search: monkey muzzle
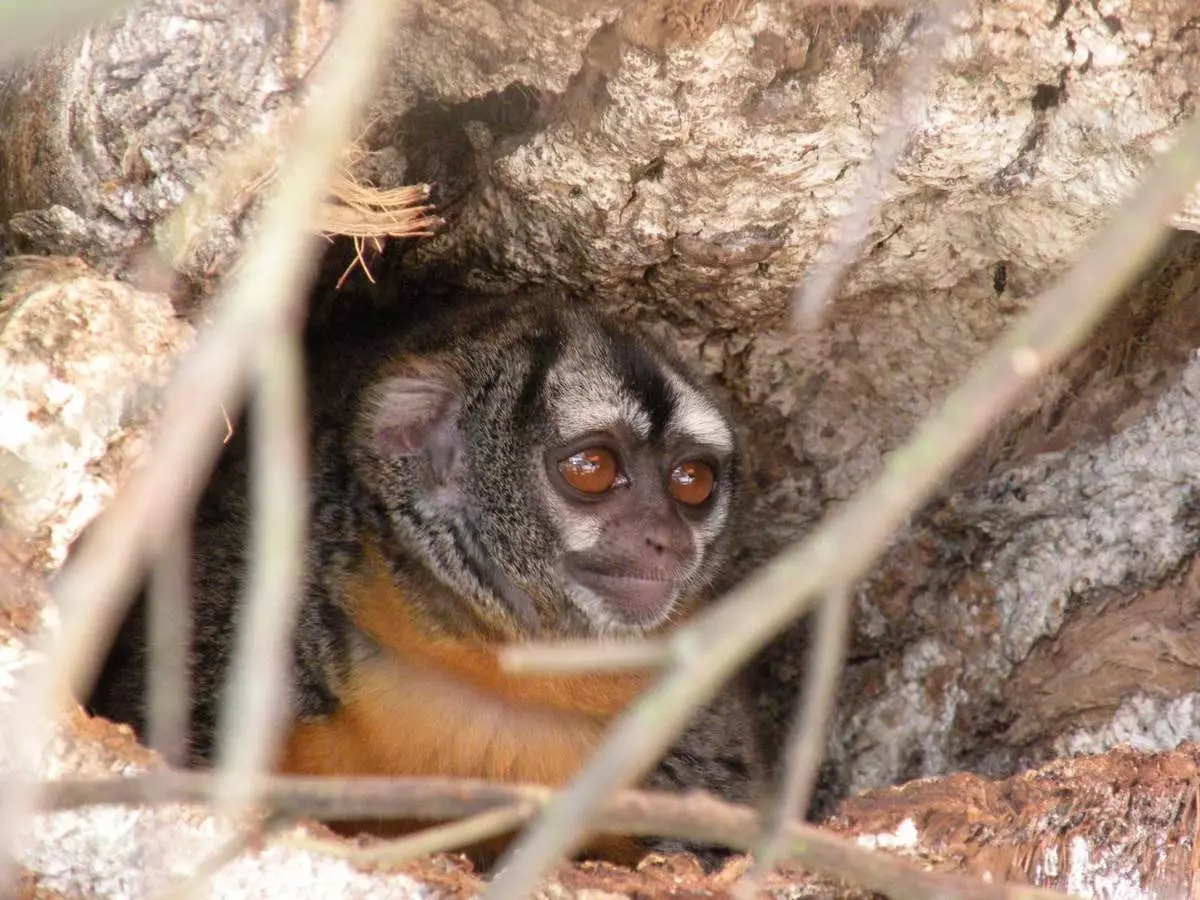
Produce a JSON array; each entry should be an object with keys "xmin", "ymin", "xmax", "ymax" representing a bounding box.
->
[
  {"xmin": 561, "ymin": 505, "xmax": 699, "ymax": 626},
  {"xmin": 565, "ymin": 563, "xmax": 679, "ymax": 625}
]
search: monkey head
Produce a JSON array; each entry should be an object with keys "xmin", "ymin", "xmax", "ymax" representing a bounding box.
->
[{"xmin": 350, "ymin": 301, "xmax": 744, "ymax": 640}]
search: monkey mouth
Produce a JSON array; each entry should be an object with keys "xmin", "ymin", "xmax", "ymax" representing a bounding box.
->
[{"xmin": 565, "ymin": 564, "xmax": 678, "ymax": 625}]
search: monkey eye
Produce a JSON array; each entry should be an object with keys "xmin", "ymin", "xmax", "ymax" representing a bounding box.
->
[
  {"xmin": 559, "ymin": 447, "xmax": 621, "ymax": 494},
  {"xmin": 669, "ymin": 460, "xmax": 716, "ymax": 506}
]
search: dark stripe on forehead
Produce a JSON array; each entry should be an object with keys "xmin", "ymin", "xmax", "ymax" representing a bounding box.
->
[
  {"xmin": 512, "ymin": 325, "xmax": 565, "ymax": 431},
  {"xmin": 598, "ymin": 321, "xmax": 674, "ymax": 443}
]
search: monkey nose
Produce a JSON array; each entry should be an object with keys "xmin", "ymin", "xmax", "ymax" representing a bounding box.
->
[{"xmin": 639, "ymin": 522, "xmax": 688, "ymax": 562}]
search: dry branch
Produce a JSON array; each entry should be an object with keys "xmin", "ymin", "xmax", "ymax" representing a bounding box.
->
[
  {"xmin": 17, "ymin": 772, "xmax": 1076, "ymax": 900},
  {"xmin": 502, "ymin": 638, "xmax": 673, "ymax": 673},
  {"xmin": 0, "ymin": 0, "xmax": 410, "ymax": 889},
  {"xmin": 147, "ymin": 528, "xmax": 192, "ymax": 770},
  {"xmin": 212, "ymin": 333, "xmax": 307, "ymax": 807},
  {"xmin": 739, "ymin": 587, "xmax": 854, "ymax": 897},
  {"xmin": 279, "ymin": 803, "xmax": 536, "ymax": 868},
  {"xmin": 161, "ymin": 813, "xmax": 292, "ymax": 900}
]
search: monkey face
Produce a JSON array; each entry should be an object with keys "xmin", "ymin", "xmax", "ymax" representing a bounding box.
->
[
  {"xmin": 531, "ymin": 350, "xmax": 738, "ymax": 633},
  {"xmin": 353, "ymin": 300, "xmax": 743, "ymax": 640},
  {"xmin": 542, "ymin": 434, "xmax": 725, "ymax": 629}
]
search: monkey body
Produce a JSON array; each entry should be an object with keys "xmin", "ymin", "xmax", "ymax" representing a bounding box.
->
[
  {"xmin": 281, "ymin": 540, "xmax": 647, "ymax": 782},
  {"xmin": 85, "ymin": 290, "xmax": 760, "ymax": 860},
  {"xmin": 279, "ymin": 541, "xmax": 652, "ymax": 863}
]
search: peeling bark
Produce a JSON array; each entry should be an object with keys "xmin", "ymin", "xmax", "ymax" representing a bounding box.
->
[{"xmin": 830, "ymin": 743, "xmax": 1200, "ymax": 899}]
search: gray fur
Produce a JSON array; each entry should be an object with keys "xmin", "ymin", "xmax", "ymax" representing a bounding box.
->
[{"xmin": 82, "ymin": 291, "xmax": 762, "ymax": 840}]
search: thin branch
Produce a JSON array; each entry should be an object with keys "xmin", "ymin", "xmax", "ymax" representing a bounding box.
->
[
  {"xmin": 0, "ymin": 0, "xmax": 410, "ymax": 889},
  {"xmin": 280, "ymin": 803, "xmax": 536, "ymax": 867},
  {"xmin": 212, "ymin": 334, "xmax": 307, "ymax": 810},
  {"xmin": 737, "ymin": 588, "xmax": 854, "ymax": 898},
  {"xmin": 482, "ymin": 108, "xmax": 1200, "ymax": 900},
  {"xmin": 147, "ymin": 525, "xmax": 191, "ymax": 770},
  {"xmin": 18, "ymin": 772, "xmax": 1077, "ymax": 900},
  {"xmin": 792, "ymin": 0, "xmax": 967, "ymax": 325},
  {"xmin": 33, "ymin": 772, "xmax": 550, "ymax": 820},
  {"xmin": 501, "ymin": 639, "xmax": 672, "ymax": 674}
]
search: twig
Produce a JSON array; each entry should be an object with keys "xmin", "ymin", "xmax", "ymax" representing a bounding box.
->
[
  {"xmin": 0, "ymin": 0, "xmax": 410, "ymax": 889},
  {"xmin": 31, "ymin": 772, "xmax": 549, "ymax": 820},
  {"xmin": 1189, "ymin": 777, "xmax": 1200, "ymax": 900},
  {"xmin": 792, "ymin": 0, "xmax": 967, "ymax": 325},
  {"xmin": 280, "ymin": 803, "xmax": 536, "ymax": 868},
  {"xmin": 211, "ymin": 334, "xmax": 307, "ymax": 809},
  {"xmin": 737, "ymin": 588, "xmax": 854, "ymax": 897},
  {"xmin": 501, "ymin": 639, "xmax": 672, "ymax": 674},
  {"xmin": 147, "ymin": 526, "xmax": 192, "ymax": 770},
  {"xmin": 18, "ymin": 772, "xmax": 1077, "ymax": 900},
  {"xmin": 483, "ymin": 108, "xmax": 1200, "ymax": 900}
]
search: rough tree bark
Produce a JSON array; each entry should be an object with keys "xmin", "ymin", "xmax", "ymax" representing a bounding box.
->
[{"xmin": 5, "ymin": 0, "xmax": 1200, "ymax": 897}]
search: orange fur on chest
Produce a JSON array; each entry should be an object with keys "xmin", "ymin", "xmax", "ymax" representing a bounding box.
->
[{"xmin": 278, "ymin": 545, "xmax": 651, "ymax": 789}]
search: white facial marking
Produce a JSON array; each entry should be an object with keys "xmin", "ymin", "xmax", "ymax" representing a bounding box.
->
[
  {"xmin": 692, "ymin": 491, "xmax": 730, "ymax": 547},
  {"xmin": 566, "ymin": 581, "xmax": 679, "ymax": 636},
  {"xmin": 665, "ymin": 372, "xmax": 734, "ymax": 452},
  {"xmin": 550, "ymin": 368, "xmax": 650, "ymax": 440},
  {"xmin": 536, "ymin": 456, "xmax": 603, "ymax": 552},
  {"xmin": 552, "ymin": 496, "xmax": 603, "ymax": 552}
]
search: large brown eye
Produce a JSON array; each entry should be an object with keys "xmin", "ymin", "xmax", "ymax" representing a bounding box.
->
[
  {"xmin": 669, "ymin": 460, "xmax": 715, "ymax": 506},
  {"xmin": 559, "ymin": 447, "xmax": 619, "ymax": 494}
]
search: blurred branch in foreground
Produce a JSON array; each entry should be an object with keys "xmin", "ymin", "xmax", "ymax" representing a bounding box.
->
[{"xmin": 21, "ymin": 771, "xmax": 1076, "ymax": 900}]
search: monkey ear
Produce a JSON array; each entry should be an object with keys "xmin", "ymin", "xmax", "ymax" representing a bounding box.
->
[{"xmin": 365, "ymin": 365, "xmax": 463, "ymax": 484}]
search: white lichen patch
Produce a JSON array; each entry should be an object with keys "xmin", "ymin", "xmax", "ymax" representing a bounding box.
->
[
  {"xmin": 854, "ymin": 818, "xmax": 919, "ymax": 851},
  {"xmin": 1065, "ymin": 834, "xmax": 1147, "ymax": 900},
  {"xmin": 837, "ymin": 347, "xmax": 1200, "ymax": 796},
  {"xmin": 990, "ymin": 355, "xmax": 1200, "ymax": 667},
  {"xmin": 833, "ymin": 637, "xmax": 967, "ymax": 797},
  {"xmin": 0, "ymin": 257, "xmax": 193, "ymax": 568},
  {"xmin": 1057, "ymin": 693, "xmax": 1200, "ymax": 758},
  {"xmin": 0, "ymin": 633, "xmax": 37, "ymax": 699},
  {"xmin": 21, "ymin": 809, "xmax": 429, "ymax": 900}
]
